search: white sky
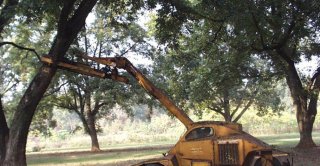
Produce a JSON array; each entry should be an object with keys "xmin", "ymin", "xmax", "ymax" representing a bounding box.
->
[{"xmin": 296, "ymin": 57, "xmax": 320, "ymax": 77}]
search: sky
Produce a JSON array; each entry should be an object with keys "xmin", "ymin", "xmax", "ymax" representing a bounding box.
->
[{"xmin": 296, "ymin": 57, "xmax": 320, "ymax": 77}]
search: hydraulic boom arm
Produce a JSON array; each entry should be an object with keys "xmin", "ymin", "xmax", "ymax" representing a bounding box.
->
[
  {"xmin": 80, "ymin": 55, "xmax": 194, "ymax": 128},
  {"xmin": 41, "ymin": 55, "xmax": 193, "ymax": 128}
]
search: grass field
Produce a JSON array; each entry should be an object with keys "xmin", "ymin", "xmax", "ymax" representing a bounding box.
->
[
  {"xmin": 257, "ymin": 131, "xmax": 320, "ymax": 148},
  {"xmin": 26, "ymin": 131, "xmax": 320, "ymax": 166},
  {"xmin": 27, "ymin": 149, "xmax": 165, "ymax": 166}
]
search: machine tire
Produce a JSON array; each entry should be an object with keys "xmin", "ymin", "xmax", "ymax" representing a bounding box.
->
[{"xmin": 254, "ymin": 157, "xmax": 281, "ymax": 166}]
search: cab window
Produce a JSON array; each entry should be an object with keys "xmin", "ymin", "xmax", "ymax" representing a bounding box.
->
[{"xmin": 185, "ymin": 127, "xmax": 214, "ymax": 141}]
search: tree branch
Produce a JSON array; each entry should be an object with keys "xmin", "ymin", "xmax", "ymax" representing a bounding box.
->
[
  {"xmin": 67, "ymin": 0, "xmax": 98, "ymax": 31},
  {"xmin": 231, "ymin": 100, "xmax": 242, "ymax": 118},
  {"xmin": 49, "ymin": 0, "xmax": 97, "ymax": 56},
  {"xmin": 276, "ymin": 47, "xmax": 295, "ymax": 65},
  {"xmin": 200, "ymin": 23, "xmax": 224, "ymax": 52},
  {"xmin": 117, "ymin": 43, "xmax": 137, "ymax": 57},
  {"xmin": 54, "ymin": 103, "xmax": 76, "ymax": 112},
  {"xmin": 308, "ymin": 70, "xmax": 320, "ymax": 117},
  {"xmin": 208, "ymin": 105, "xmax": 224, "ymax": 116},
  {"xmin": 57, "ymin": 0, "xmax": 77, "ymax": 36},
  {"xmin": 72, "ymin": 91, "xmax": 78, "ymax": 108},
  {"xmin": 0, "ymin": 0, "xmax": 18, "ymax": 35},
  {"xmin": 1, "ymin": 80, "xmax": 18, "ymax": 96},
  {"xmin": 76, "ymin": 85, "xmax": 85, "ymax": 115},
  {"xmin": 247, "ymin": 2, "xmax": 268, "ymax": 51},
  {"xmin": 92, "ymin": 102, "xmax": 106, "ymax": 116},
  {"xmin": 232, "ymin": 99, "xmax": 254, "ymax": 123},
  {"xmin": 0, "ymin": 96, "xmax": 9, "ymax": 135},
  {"xmin": 168, "ymin": 0, "xmax": 225, "ymax": 23},
  {"xmin": 275, "ymin": 20, "xmax": 295, "ymax": 49},
  {"xmin": 43, "ymin": 82, "xmax": 68, "ymax": 98},
  {"xmin": 231, "ymin": 84, "xmax": 250, "ymax": 117},
  {"xmin": 232, "ymin": 89, "xmax": 259, "ymax": 123},
  {"xmin": 309, "ymin": 66, "xmax": 320, "ymax": 90},
  {"xmin": 0, "ymin": 41, "xmax": 40, "ymax": 60}
]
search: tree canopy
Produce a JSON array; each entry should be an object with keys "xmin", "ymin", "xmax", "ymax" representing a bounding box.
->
[
  {"xmin": 149, "ymin": 0, "xmax": 320, "ymax": 148},
  {"xmin": 151, "ymin": 18, "xmax": 284, "ymax": 122}
]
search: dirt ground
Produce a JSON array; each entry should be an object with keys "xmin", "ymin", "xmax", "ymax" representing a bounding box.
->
[{"xmin": 283, "ymin": 146, "xmax": 320, "ymax": 166}]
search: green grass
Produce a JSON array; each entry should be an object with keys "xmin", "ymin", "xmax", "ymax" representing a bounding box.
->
[
  {"xmin": 256, "ymin": 131, "xmax": 320, "ymax": 148},
  {"xmin": 27, "ymin": 141, "xmax": 174, "ymax": 154},
  {"xmin": 27, "ymin": 149, "xmax": 165, "ymax": 166}
]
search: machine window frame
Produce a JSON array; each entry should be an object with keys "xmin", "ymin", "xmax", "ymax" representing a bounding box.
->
[{"xmin": 185, "ymin": 127, "xmax": 214, "ymax": 141}]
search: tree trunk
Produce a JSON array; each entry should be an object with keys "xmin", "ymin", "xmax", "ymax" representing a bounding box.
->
[
  {"xmin": 3, "ymin": 66, "xmax": 57, "ymax": 166},
  {"xmin": 0, "ymin": 97, "xmax": 9, "ymax": 164},
  {"xmin": 87, "ymin": 113, "xmax": 100, "ymax": 152},
  {"xmin": 291, "ymin": 84, "xmax": 316, "ymax": 149},
  {"xmin": 84, "ymin": 92, "xmax": 100, "ymax": 152},
  {"xmin": 0, "ymin": 1, "xmax": 19, "ymax": 162},
  {"xmin": 294, "ymin": 98, "xmax": 316, "ymax": 148},
  {"xmin": 3, "ymin": 1, "xmax": 97, "ymax": 164},
  {"xmin": 79, "ymin": 113, "xmax": 90, "ymax": 133},
  {"xmin": 78, "ymin": 110, "xmax": 100, "ymax": 152},
  {"xmin": 278, "ymin": 48, "xmax": 316, "ymax": 148},
  {"xmin": 296, "ymin": 108, "xmax": 316, "ymax": 148},
  {"xmin": 146, "ymin": 103, "xmax": 153, "ymax": 122},
  {"xmin": 223, "ymin": 89, "xmax": 232, "ymax": 122},
  {"xmin": 295, "ymin": 73, "xmax": 319, "ymax": 148}
]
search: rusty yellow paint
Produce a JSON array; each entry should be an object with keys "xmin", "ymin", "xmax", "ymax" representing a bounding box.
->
[{"xmin": 191, "ymin": 161, "xmax": 211, "ymax": 166}]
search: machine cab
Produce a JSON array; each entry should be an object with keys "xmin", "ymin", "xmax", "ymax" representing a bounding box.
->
[
  {"xmin": 176, "ymin": 126, "xmax": 215, "ymax": 166},
  {"xmin": 169, "ymin": 121, "xmax": 272, "ymax": 166}
]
